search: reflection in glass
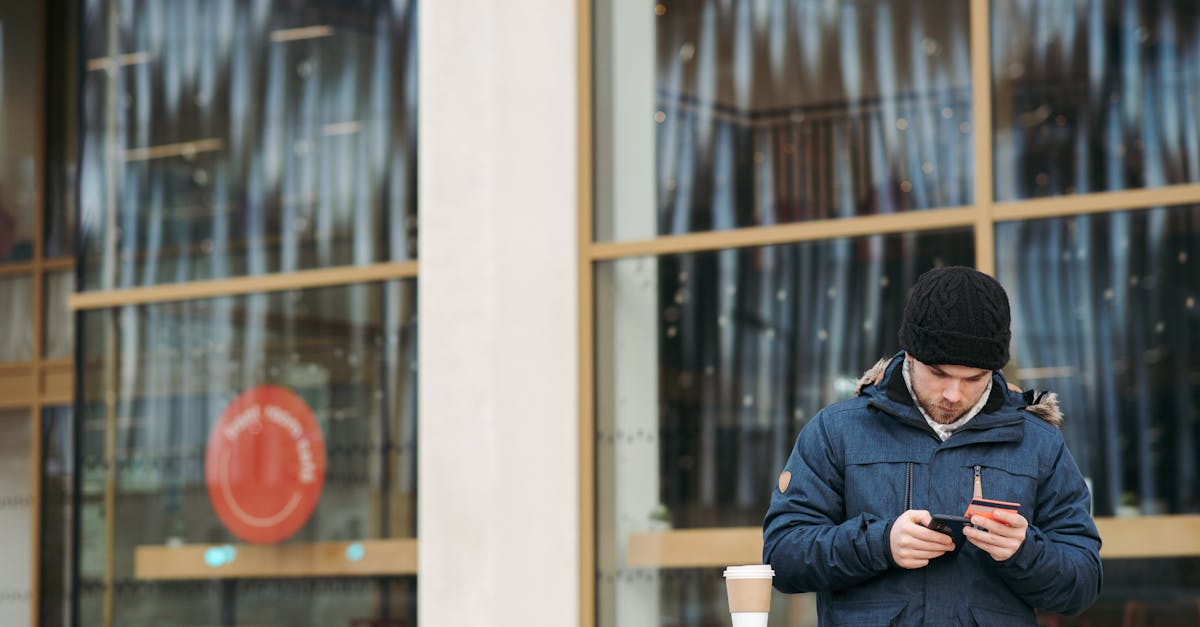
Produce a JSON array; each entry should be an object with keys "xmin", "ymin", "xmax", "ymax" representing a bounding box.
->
[
  {"xmin": 0, "ymin": 2, "xmax": 42, "ymax": 263},
  {"xmin": 0, "ymin": 275, "xmax": 34, "ymax": 362},
  {"xmin": 76, "ymin": 281, "xmax": 417, "ymax": 626},
  {"xmin": 997, "ymin": 206, "xmax": 1200, "ymax": 518},
  {"xmin": 45, "ymin": 271, "xmax": 76, "ymax": 360},
  {"xmin": 993, "ymin": 1, "xmax": 1200, "ymax": 200},
  {"xmin": 233, "ymin": 578, "xmax": 415, "ymax": 626},
  {"xmin": 595, "ymin": 230, "xmax": 973, "ymax": 626},
  {"xmin": 41, "ymin": 406, "xmax": 73, "ymax": 627},
  {"xmin": 45, "ymin": 0, "xmax": 81, "ymax": 259},
  {"xmin": 79, "ymin": 1, "xmax": 418, "ymax": 290},
  {"xmin": 0, "ymin": 410, "xmax": 32, "ymax": 626},
  {"xmin": 1089, "ymin": 557, "xmax": 1200, "ymax": 623},
  {"xmin": 596, "ymin": 0, "xmax": 973, "ymax": 241}
]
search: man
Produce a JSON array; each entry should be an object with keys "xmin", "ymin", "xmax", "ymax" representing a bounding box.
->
[{"xmin": 763, "ymin": 266, "xmax": 1101, "ymax": 625}]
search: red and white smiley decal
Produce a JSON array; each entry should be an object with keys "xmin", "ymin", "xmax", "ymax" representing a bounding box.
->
[{"xmin": 205, "ymin": 386, "xmax": 326, "ymax": 544}]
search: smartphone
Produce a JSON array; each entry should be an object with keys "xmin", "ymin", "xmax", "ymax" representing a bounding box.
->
[{"xmin": 923, "ymin": 514, "xmax": 974, "ymax": 553}]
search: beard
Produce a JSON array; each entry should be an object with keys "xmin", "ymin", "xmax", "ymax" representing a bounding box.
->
[{"xmin": 914, "ymin": 389, "xmax": 975, "ymax": 424}]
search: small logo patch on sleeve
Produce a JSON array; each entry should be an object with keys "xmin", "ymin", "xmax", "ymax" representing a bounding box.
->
[{"xmin": 778, "ymin": 470, "xmax": 791, "ymax": 493}]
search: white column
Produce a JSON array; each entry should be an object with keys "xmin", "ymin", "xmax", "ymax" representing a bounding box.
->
[{"xmin": 418, "ymin": 1, "xmax": 580, "ymax": 626}]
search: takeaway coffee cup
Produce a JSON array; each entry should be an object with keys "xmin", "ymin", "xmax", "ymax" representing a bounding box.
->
[{"xmin": 723, "ymin": 564, "xmax": 774, "ymax": 627}]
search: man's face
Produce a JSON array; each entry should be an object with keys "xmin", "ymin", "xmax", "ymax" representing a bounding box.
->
[{"xmin": 907, "ymin": 355, "xmax": 992, "ymax": 424}]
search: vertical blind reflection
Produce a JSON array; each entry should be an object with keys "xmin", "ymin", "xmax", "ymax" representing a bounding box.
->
[
  {"xmin": 76, "ymin": 281, "xmax": 417, "ymax": 624},
  {"xmin": 993, "ymin": 0, "xmax": 1200, "ymax": 200},
  {"xmin": 997, "ymin": 205, "xmax": 1200, "ymax": 518},
  {"xmin": 78, "ymin": 0, "xmax": 418, "ymax": 290},
  {"xmin": 606, "ymin": 0, "xmax": 974, "ymax": 240},
  {"xmin": 596, "ymin": 230, "xmax": 973, "ymax": 627}
]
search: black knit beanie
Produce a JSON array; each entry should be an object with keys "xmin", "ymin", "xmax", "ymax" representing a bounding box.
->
[{"xmin": 899, "ymin": 266, "xmax": 1011, "ymax": 371}]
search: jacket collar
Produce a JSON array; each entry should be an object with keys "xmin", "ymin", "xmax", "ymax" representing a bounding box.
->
[{"xmin": 865, "ymin": 352, "xmax": 1024, "ymax": 444}]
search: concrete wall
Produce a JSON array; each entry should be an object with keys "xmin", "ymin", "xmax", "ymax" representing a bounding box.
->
[{"xmin": 418, "ymin": 1, "xmax": 581, "ymax": 625}]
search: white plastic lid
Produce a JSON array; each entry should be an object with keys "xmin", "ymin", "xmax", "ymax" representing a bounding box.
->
[{"xmin": 723, "ymin": 564, "xmax": 774, "ymax": 578}]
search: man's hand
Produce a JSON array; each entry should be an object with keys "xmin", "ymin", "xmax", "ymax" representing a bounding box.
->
[
  {"xmin": 964, "ymin": 509, "xmax": 1028, "ymax": 561},
  {"xmin": 889, "ymin": 510, "xmax": 955, "ymax": 569}
]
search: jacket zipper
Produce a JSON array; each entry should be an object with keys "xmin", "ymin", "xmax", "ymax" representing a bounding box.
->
[
  {"xmin": 973, "ymin": 465, "xmax": 983, "ymax": 499},
  {"xmin": 905, "ymin": 462, "xmax": 914, "ymax": 511}
]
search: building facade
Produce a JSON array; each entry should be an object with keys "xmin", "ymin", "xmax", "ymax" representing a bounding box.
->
[{"xmin": 0, "ymin": 0, "xmax": 1197, "ymax": 626}]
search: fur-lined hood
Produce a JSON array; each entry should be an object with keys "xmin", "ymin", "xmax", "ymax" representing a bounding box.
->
[{"xmin": 854, "ymin": 354, "xmax": 1064, "ymax": 428}]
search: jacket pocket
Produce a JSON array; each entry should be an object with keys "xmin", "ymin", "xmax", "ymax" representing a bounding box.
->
[
  {"xmin": 828, "ymin": 599, "xmax": 908, "ymax": 626},
  {"xmin": 844, "ymin": 447, "xmax": 924, "ymax": 519},
  {"xmin": 970, "ymin": 605, "xmax": 1036, "ymax": 626},
  {"xmin": 966, "ymin": 460, "xmax": 1037, "ymax": 512}
]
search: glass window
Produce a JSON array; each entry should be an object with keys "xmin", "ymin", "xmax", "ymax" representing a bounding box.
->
[
  {"xmin": 76, "ymin": 281, "xmax": 417, "ymax": 626},
  {"xmin": 996, "ymin": 205, "xmax": 1200, "ymax": 517},
  {"xmin": 0, "ymin": 409, "xmax": 31, "ymax": 625},
  {"xmin": 44, "ymin": 270, "xmax": 75, "ymax": 360},
  {"xmin": 595, "ymin": 229, "xmax": 974, "ymax": 625},
  {"xmin": 40, "ymin": 406, "xmax": 73, "ymax": 627},
  {"xmin": 1086, "ymin": 557, "xmax": 1200, "ymax": 624},
  {"xmin": 78, "ymin": 0, "xmax": 418, "ymax": 291},
  {"xmin": 595, "ymin": 0, "xmax": 974, "ymax": 241},
  {"xmin": 992, "ymin": 0, "xmax": 1200, "ymax": 200},
  {"xmin": 45, "ymin": 0, "xmax": 81, "ymax": 260},
  {"xmin": 0, "ymin": 2, "xmax": 41, "ymax": 264},
  {"xmin": 0, "ymin": 275, "xmax": 34, "ymax": 362}
]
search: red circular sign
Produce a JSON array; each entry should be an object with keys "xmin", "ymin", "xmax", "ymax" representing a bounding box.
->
[{"xmin": 205, "ymin": 386, "xmax": 326, "ymax": 544}]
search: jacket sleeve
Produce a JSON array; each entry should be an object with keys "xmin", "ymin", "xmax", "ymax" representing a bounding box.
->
[
  {"xmin": 993, "ymin": 440, "xmax": 1103, "ymax": 615},
  {"xmin": 762, "ymin": 409, "xmax": 893, "ymax": 593}
]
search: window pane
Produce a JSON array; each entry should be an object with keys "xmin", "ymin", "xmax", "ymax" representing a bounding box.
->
[
  {"xmin": 76, "ymin": 281, "xmax": 417, "ymax": 625},
  {"xmin": 40, "ymin": 406, "xmax": 73, "ymax": 627},
  {"xmin": 992, "ymin": 0, "xmax": 1200, "ymax": 200},
  {"xmin": 1085, "ymin": 557, "xmax": 1200, "ymax": 625},
  {"xmin": 595, "ymin": 0, "xmax": 974, "ymax": 241},
  {"xmin": 595, "ymin": 230, "xmax": 973, "ymax": 625},
  {"xmin": 0, "ymin": 409, "xmax": 31, "ymax": 625},
  {"xmin": 44, "ymin": 271, "xmax": 75, "ymax": 360},
  {"xmin": 996, "ymin": 206, "xmax": 1200, "ymax": 517},
  {"xmin": 78, "ymin": 1, "xmax": 418, "ymax": 291},
  {"xmin": 0, "ymin": 2, "xmax": 41, "ymax": 264},
  {"xmin": 0, "ymin": 275, "xmax": 34, "ymax": 362},
  {"xmin": 45, "ymin": 0, "xmax": 81, "ymax": 260}
]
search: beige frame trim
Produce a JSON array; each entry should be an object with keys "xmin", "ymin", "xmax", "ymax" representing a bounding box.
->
[
  {"xmin": 625, "ymin": 518, "xmax": 1200, "ymax": 568},
  {"xmin": 0, "ymin": 262, "xmax": 37, "ymax": 277},
  {"xmin": 588, "ymin": 206, "xmax": 976, "ymax": 260},
  {"xmin": 134, "ymin": 539, "xmax": 417, "ymax": 579},
  {"xmin": 577, "ymin": 0, "xmax": 595, "ymax": 625},
  {"xmin": 970, "ymin": 0, "xmax": 995, "ymax": 275},
  {"xmin": 583, "ymin": 184, "xmax": 1200, "ymax": 263},
  {"xmin": 0, "ymin": 364, "xmax": 38, "ymax": 409},
  {"xmin": 40, "ymin": 359, "xmax": 74, "ymax": 405},
  {"xmin": 43, "ymin": 257, "xmax": 75, "ymax": 271},
  {"xmin": 995, "ymin": 184, "xmax": 1200, "ymax": 221},
  {"xmin": 69, "ymin": 261, "xmax": 418, "ymax": 310}
]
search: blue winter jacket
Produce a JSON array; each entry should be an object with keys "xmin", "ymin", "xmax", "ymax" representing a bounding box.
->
[{"xmin": 763, "ymin": 353, "xmax": 1102, "ymax": 626}]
